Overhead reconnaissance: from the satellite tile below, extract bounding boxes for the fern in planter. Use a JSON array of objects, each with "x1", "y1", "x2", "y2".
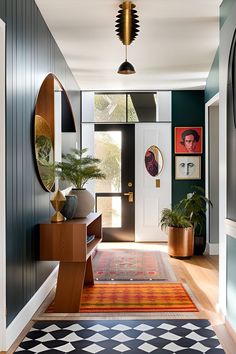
[
  {"x1": 56, "y1": 148, "x2": 106, "y2": 218},
  {"x1": 160, "y1": 208, "x2": 192, "y2": 230},
  {"x1": 56, "y1": 148, "x2": 106, "y2": 189}
]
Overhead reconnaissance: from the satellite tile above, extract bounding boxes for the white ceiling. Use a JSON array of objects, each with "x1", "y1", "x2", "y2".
[{"x1": 35, "y1": 0, "x2": 221, "y2": 91}]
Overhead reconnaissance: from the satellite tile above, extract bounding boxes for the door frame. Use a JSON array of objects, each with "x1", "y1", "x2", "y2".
[
  {"x1": 94, "y1": 124, "x2": 135, "y2": 242},
  {"x1": 0, "y1": 18, "x2": 6, "y2": 351},
  {"x1": 205, "y1": 92, "x2": 219, "y2": 255}
]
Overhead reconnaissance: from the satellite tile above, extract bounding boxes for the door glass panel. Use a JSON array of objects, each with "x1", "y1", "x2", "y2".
[
  {"x1": 94, "y1": 94, "x2": 126, "y2": 122},
  {"x1": 95, "y1": 131, "x2": 122, "y2": 192},
  {"x1": 97, "y1": 196, "x2": 121, "y2": 227}
]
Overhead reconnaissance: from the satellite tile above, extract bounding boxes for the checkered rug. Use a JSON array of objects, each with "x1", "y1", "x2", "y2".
[{"x1": 15, "y1": 319, "x2": 224, "y2": 353}]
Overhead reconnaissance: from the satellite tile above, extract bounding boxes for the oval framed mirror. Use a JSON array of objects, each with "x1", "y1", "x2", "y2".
[
  {"x1": 144, "y1": 145, "x2": 164, "y2": 177},
  {"x1": 34, "y1": 73, "x2": 75, "y2": 191}
]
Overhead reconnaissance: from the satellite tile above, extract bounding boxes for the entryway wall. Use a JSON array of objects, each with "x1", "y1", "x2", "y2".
[
  {"x1": 205, "y1": 94, "x2": 219, "y2": 255},
  {"x1": 0, "y1": 18, "x2": 6, "y2": 351}
]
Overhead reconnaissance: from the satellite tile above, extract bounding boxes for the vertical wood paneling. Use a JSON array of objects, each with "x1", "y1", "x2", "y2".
[{"x1": 0, "y1": 0, "x2": 80, "y2": 325}]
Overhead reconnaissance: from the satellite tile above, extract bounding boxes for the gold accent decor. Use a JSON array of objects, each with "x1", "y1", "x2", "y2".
[
  {"x1": 156, "y1": 179, "x2": 160, "y2": 188},
  {"x1": 50, "y1": 190, "x2": 66, "y2": 223},
  {"x1": 116, "y1": 1, "x2": 139, "y2": 45},
  {"x1": 116, "y1": 1, "x2": 139, "y2": 74},
  {"x1": 124, "y1": 191, "x2": 134, "y2": 202}
]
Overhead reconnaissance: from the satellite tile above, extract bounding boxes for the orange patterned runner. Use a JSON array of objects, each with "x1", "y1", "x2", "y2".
[{"x1": 79, "y1": 283, "x2": 198, "y2": 312}]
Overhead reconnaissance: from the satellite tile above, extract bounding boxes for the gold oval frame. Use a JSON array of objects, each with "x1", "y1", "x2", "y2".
[{"x1": 34, "y1": 73, "x2": 75, "y2": 191}]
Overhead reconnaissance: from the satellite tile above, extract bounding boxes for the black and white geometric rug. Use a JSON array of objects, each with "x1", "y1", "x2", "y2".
[{"x1": 15, "y1": 320, "x2": 224, "y2": 353}]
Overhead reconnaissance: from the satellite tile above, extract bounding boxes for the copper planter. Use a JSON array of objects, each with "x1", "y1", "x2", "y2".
[{"x1": 168, "y1": 226, "x2": 193, "y2": 258}]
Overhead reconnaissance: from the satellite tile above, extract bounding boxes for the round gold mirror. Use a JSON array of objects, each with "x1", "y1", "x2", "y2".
[
  {"x1": 144, "y1": 145, "x2": 164, "y2": 177},
  {"x1": 34, "y1": 73, "x2": 75, "y2": 191}
]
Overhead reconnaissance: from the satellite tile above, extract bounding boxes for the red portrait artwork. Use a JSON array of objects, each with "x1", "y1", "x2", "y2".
[{"x1": 175, "y1": 127, "x2": 203, "y2": 154}]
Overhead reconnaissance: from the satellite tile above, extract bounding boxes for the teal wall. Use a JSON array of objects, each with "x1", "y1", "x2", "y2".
[
  {"x1": 227, "y1": 236, "x2": 236, "y2": 327},
  {"x1": 220, "y1": 0, "x2": 236, "y2": 28},
  {"x1": 0, "y1": 0, "x2": 80, "y2": 325},
  {"x1": 220, "y1": 0, "x2": 236, "y2": 331},
  {"x1": 205, "y1": 48, "x2": 219, "y2": 103},
  {"x1": 172, "y1": 91, "x2": 205, "y2": 206}
]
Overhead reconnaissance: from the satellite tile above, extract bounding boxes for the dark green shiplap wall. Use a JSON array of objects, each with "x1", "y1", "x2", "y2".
[
  {"x1": 0, "y1": 0, "x2": 80, "y2": 325},
  {"x1": 172, "y1": 91, "x2": 205, "y2": 206}
]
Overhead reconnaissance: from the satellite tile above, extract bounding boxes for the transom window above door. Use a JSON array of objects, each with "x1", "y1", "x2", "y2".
[{"x1": 82, "y1": 92, "x2": 158, "y2": 123}]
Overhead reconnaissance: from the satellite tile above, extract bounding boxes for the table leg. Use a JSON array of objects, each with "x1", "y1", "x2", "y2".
[
  {"x1": 54, "y1": 262, "x2": 86, "y2": 312},
  {"x1": 84, "y1": 256, "x2": 94, "y2": 285}
]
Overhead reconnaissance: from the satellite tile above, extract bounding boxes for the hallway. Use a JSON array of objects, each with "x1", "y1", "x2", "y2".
[{"x1": 10, "y1": 243, "x2": 236, "y2": 353}]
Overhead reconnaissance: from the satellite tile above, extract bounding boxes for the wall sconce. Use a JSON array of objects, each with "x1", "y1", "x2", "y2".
[{"x1": 115, "y1": 1, "x2": 139, "y2": 74}]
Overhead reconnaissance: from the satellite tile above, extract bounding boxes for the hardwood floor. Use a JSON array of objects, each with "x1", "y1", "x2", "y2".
[{"x1": 8, "y1": 242, "x2": 236, "y2": 354}]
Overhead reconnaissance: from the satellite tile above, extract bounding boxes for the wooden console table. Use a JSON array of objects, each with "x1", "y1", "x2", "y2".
[{"x1": 40, "y1": 212, "x2": 102, "y2": 312}]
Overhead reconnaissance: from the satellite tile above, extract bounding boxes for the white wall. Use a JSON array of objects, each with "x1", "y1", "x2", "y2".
[{"x1": 0, "y1": 18, "x2": 6, "y2": 350}]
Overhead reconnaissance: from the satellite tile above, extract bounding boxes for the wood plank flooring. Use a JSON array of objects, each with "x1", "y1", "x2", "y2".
[{"x1": 8, "y1": 242, "x2": 236, "y2": 354}]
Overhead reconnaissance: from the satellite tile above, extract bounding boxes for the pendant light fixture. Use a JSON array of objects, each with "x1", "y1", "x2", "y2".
[{"x1": 115, "y1": 1, "x2": 139, "y2": 75}]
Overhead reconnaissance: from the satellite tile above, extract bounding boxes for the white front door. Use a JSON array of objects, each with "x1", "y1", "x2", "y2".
[{"x1": 135, "y1": 123, "x2": 172, "y2": 242}]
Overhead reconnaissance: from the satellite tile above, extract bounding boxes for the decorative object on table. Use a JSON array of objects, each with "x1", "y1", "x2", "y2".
[
  {"x1": 175, "y1": 126, "x2": 203, "y2": 154},
  {"x1": 50, "y1": 190, "x2": 66, "y2": 223},
  {"x1": 160, "y1": 208, "x2": 193, "y2": 258},
  {"x1": 56, "y1": 148, "x2": 106, "y2": 218},
  {"x1": 93, "y1": 249, "x2": 176, "y2": 281},
  {"x1": 46, "y1": 283, "x2": 198, "y2": 313},
  {"x1": 60, "y1": 194, "x2": 78, "y2": 220},
  {"x1": 144, "y1": 145, "x2": 163, "y2": 177},
  {"x1": 116, "y1": 1, "x2": 140, "y2": 74},
  {"x1": 87, "y1": 234, "x2": 95, "y2": 244},
  {"x1": 176, "y1": 186, "x2": 213, "y2": 255},
  {"x1": 175, "y1": 155, "x2": 201, "y2": 180}
]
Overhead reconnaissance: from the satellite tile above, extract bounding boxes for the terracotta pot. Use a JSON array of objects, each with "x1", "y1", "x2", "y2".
[
  {"x1": 168, "y1": 226, "x2": 193, "y2": 258},
  {"x1": 69, "y1": 189, "x2": 94, "y2": 218}
]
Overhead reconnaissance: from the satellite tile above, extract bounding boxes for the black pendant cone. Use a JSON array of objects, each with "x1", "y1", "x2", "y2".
[{"x1": 117, "y1": 60, "x2": 136, "y2": 74}]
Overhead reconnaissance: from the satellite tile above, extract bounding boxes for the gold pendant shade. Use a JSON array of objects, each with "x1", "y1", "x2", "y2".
[{"x1": 115, "y1": 1, "x2": 140, "y2": 46}]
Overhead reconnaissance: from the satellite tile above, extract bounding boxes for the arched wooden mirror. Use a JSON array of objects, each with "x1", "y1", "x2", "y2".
[
  {"x1": 34, "y1": 73, "x2": 76, "y2": 191},
  {"x1": 144, "y1": 145, "x2": 164, "y2": 177}
]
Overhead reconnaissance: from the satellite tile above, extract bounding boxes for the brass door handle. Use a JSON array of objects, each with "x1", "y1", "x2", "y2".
[{"x1": 124, "y1": 192, "x2": 133, "y2": 202}]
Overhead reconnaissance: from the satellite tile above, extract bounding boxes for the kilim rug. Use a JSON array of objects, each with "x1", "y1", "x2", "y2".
[
  {"x1": 47, "y1": 283, "x2": 198, "y2": 313},
  {"x1": 15, "y1": 319, "x2": 224, "y2": 353},
  {"x1": 93, "y1": 249, "x2": 176, "y2": 281},
  {"x1": 79, "y1": 283, "x2": 198, "y2": 313}
]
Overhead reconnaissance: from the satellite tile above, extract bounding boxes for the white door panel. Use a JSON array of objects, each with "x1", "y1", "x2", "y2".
[{"x1": 135, "y1": 123, "x2": 171, "y2": 242}]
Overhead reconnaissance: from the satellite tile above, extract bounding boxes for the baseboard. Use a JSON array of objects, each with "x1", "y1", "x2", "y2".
[
  {"x1": 225, "y1": 317, "x2": 236, "y2": 343},
  {"x1": 206, "y1": 243, "x2": 219, "y2": 255},
  {"x1": 5, "y1": 266, "x2": 58, "y2": 351}
]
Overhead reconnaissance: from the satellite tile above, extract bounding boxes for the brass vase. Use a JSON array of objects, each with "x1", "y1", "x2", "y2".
[{"x1": 50, "y1": 190, "x2": 66, "y2": 222}]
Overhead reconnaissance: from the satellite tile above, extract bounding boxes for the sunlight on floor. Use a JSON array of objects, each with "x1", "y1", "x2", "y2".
[{"x1": 98, "y1": 242, "x2": 169, "y2": 253}]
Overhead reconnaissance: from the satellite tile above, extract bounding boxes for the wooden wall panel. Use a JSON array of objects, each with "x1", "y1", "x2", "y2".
[{"x1": 0, "y1": 0, "x2": 80, "y2": 325}]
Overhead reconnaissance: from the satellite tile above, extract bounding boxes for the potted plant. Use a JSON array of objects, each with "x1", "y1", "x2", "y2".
[
  {"x1": 160, "y1": 208, "x2": 193, "y2": 258},
  {"x1": 56, "y1": 148, "x2": 106, "y2": 218},
  {"x1": 176, "y1": 186, "x2": 213, "y2": 255}
]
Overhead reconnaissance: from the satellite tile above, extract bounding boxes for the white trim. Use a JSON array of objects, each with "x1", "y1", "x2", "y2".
[
  {"x1": 225, "y1": 219, "x2": 236, "y2": 239},
  {"x1": 209, "y1": 243, "x2": 219, "y2": 255},
  {"x1": 0, "y1": 18, "x2": 6, "y2": 351},
  {"x1": 5, "y1": 266, "x2": 58, "y2": 351},
  {"x1": 205, "y1": 92, "x2": 219, "y2": 247}
]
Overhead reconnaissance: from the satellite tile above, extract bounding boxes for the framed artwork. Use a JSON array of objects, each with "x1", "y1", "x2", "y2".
[
  {"x1": 144, "y1": 145, "x2": 163, "y2": 177},
  {"x1": 175, "y1": 156, "x2": 201, "y2": 180},
  {"x1": 175, "y1": 127, "x2": 203, "y2": 154}
]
